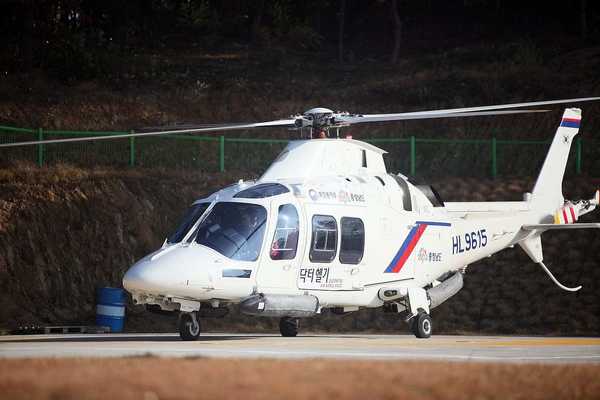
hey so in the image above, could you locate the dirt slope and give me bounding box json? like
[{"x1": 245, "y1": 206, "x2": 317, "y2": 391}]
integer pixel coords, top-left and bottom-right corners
[
  {"x1": 1, "y1": 357, "x2": 599, "y2": 400},
  {"x1": 0, "y1": 164, "x2": 598, "y2": 334}
]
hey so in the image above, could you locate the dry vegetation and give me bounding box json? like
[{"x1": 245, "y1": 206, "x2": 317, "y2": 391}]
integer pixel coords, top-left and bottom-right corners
[
  {"x1": 0, "y1": 357, "x2": 599, "y2": 400},
  {"x1": 2, "y1": 40, "x2": 600, "y2": 175}
]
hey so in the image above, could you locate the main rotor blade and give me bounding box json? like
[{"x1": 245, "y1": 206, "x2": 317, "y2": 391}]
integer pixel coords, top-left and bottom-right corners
[
  {"x1": 337, "y1": 109, "x2": 550, "y2": 124},
  {"x1": 0, "y1": 119, "x2": 297, "y2": 148},
  {"x1": 349, "y1": 97, "x2": 600, "y2": 120}
]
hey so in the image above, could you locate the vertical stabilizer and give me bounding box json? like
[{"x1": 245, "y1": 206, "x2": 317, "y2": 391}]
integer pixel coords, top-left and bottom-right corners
[{"x1": 531, "y1": 108, "x2": 581, "y2": 211}]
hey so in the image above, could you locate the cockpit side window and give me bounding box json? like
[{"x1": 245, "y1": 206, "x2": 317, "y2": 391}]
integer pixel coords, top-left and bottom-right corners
[
  {"x1": 234, "y1": 183, "x2": 289, "y2": 199},
  {"x1": 194, "y1": 202, "x2": 267, "y2": 262},
  {"x1": 270, "y1": 204, "x2": 299, "y2": 260},
  {"x1": 310, "y1": 215, "x2": 338, "y2": 263},
  {"x1": 167, "y1": 202, "x2": 210, "y2": 244}
]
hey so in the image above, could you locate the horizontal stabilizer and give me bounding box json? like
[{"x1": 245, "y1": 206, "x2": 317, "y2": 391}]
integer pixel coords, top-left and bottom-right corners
[{"x1": 522, "y1": 223, "x2": 600, "y2": 231}]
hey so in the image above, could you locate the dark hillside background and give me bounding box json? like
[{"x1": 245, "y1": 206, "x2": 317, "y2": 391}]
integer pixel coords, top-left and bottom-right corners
[
  {"x1": 3, "y1": 1, "x2": 600, "y2": 76},
  {"x1": 0, "y1": 168, "x2": 598, "y2": 335},
  {"x1": 1, "y1": 1, "x2": 600, "y2": 178},
  {"x1": 0, "y1": 1, "x2": 599, "y2": 334}
]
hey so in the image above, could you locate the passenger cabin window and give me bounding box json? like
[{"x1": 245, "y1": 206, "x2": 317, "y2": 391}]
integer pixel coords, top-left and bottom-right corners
[
  {"x1": 310, "y1": 215, "x2": 338, "y2": 263},
  {"x1": 234, "y1": 183, "x2": 289, "y2": 199},
  {"x1": 339, "y1": 217, "x2": 365, "y2": 264},
  {"x1": 270, "y1": 204, "x2": 299, "y2": 260},
  {"x1": 167, "y1": 202, "x2": 210, "y2": 244}
]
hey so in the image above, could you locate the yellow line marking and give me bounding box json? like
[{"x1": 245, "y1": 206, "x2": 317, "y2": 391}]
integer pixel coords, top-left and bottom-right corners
[
  {"x1": 470, "y1": 339, "x2": 600, "y2": 347},
  {"x1": 198, "y1": 337, "x2": 600, "y2": 349}
]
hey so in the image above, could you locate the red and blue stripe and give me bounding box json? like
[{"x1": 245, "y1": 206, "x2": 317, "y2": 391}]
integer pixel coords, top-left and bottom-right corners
[
  {"x1": 560, "y1": 117, "x2": 580, "y2": 129},
  {"x1": 384, "y1": 221, "x2": 451, "y2": 273}
]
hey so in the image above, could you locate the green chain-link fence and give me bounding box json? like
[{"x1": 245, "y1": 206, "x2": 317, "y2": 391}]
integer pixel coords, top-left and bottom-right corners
[{"x1": 0, "y1": 125, "x2": 597, "y2": 178}]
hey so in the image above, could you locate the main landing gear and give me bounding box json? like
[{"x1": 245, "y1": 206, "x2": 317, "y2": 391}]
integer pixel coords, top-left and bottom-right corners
[
  {"x1": 403, "y1": 287, "x2": 433, "y2": 339},
  {"x1": 279, "y1": 317, "x2": 299, "y2": 337},
  {"x1": 178, "y1": 312, "x2": 201, "y2": 341},
  {"x1": 408, "y1": 311, "x2": 432, "y2": 339}
]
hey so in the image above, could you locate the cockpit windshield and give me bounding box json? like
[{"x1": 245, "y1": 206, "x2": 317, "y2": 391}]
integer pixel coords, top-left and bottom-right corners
[
  {"x1": 193, "y1": 202, "x2": 267, "y2": 262},
  {"x1": 167, "y1": 202, "x2": 210, "y2": 244}
]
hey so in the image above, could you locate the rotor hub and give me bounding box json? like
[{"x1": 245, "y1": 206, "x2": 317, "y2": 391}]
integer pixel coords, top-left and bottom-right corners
[{"x1": 293, "y1": 107, "x2": 352, "y2": 138}]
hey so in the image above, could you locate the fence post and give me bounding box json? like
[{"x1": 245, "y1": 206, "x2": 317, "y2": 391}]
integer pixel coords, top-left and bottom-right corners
[
  {"x1": 491, "y1": 137, "x2": 497, "y2": 178},
  {"x1": 575, "y1": 137, "x2": 582, "y2": 175},
  {"x1": 410, "y1": 136, "x2": 416, "y2": 175},
  {"x1": 219, "y1": 136, "x2": 225, "y2": 172},
  {"x1": 37, "y1": 128, "x2": 44, "y2": 167},
  {"x1": 129, "y1": 130, "x2": 135, "y2": 167}
]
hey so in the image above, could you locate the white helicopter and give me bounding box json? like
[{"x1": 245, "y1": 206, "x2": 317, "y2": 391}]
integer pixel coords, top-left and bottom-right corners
[{"x1": 3, "y1": 97, "x2": 599, "y2": 340}]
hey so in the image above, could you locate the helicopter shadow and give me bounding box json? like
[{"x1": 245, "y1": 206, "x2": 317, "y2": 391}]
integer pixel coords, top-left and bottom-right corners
[{"x1": 1, "y1": 334, "x2": 263, "y2": 344}]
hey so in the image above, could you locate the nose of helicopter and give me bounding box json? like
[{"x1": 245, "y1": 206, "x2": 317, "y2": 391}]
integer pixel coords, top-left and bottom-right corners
[
  {"x1": 122, "y1": 260, "x2": 172, "y2": 293},
  {"x1": 122, "y1": 246, "x2": 219, "y2": 295}
]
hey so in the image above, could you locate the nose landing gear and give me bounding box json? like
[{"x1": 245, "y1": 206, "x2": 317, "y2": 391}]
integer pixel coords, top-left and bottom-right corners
[{"x1": 178, "y1": 311, "x2": 201, "y2": 341}]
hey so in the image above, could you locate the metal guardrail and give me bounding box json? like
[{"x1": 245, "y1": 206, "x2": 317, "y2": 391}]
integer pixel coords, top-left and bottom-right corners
[{"x1": 0, "y1": 124, "x2": 594, "y2": 177}]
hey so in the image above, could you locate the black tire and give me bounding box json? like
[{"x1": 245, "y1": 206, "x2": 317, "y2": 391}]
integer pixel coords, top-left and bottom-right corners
[
  {"x1": 279, "y1": 317, "x2": 299, "y2": 337},
  {"x1": 408, "y1": 316, "x2": 417, "y2": 334},
  {"x1": 413, "y1": 312, "x2": 432, "y2": 339},
  {"x1": 178, "y1": 312, "x2": 201, "y2": 341}
]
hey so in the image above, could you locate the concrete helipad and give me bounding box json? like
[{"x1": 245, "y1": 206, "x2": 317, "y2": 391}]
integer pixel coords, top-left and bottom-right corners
[{"x1": 1, "y1": 333, "x2": 599, "y2": 363}]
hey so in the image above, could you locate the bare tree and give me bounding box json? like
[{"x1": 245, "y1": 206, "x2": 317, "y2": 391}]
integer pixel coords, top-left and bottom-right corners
[
  {"x1": 580, "y1": 0, "x2": 587, "y2": 40},
  {"x1": 338, "y1": 0, "x2": 346, "y2": 64},
  {"x1": 22, "y1": 0, "x2": 34, "y2": 72},
  {"x1": 251, "y1": 0, "x2": 265, "y2": 44},
  {"x1": 391, "y1": 0, "x2": 402, "y2": 64}
]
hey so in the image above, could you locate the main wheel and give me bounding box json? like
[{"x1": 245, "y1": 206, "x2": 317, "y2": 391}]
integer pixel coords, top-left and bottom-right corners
[
  {"x1": 412, "y1": 312, "x2": 432, "y2": 339},
  {"x1": 279, "y1": 317, "x2": 299, "y2": 337},
  {"x1": 178, "y1": 312, "x2": 201, "y2": 341}
]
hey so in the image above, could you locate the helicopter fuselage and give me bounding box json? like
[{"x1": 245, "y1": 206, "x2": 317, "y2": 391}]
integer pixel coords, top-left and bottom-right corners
[{"x1": 123, "y1": 139, "x2": 535, "y2": 315}]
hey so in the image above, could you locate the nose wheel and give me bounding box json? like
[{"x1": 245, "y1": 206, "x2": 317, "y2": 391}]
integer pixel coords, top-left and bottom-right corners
[
  {"x1": 409, "y1": 312, "x2": 432, "y2": 339},
  {"x1": 279, "y1": 317, "x2": 299, "y2": 337},
  {"x1": 178, "y1": 312, "x2": 201, "y2": 341}
]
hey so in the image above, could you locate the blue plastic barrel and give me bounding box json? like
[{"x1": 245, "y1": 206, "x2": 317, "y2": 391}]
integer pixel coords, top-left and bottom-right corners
[{"x1": 96, "y1": 287, "x2": 127, "y2": 332}]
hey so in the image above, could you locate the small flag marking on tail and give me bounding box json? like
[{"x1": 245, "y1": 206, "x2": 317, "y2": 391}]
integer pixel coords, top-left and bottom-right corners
[{"x1": 560, "y1": 117, "x2": 581, "y2": 128}]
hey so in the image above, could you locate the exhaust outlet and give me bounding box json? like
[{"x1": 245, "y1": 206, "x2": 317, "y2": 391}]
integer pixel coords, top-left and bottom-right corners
[{"x1": 427, "y1": 271, "x2": 464, "y2": 309}]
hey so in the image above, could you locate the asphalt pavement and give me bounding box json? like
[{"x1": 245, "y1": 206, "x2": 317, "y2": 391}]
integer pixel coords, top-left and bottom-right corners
[{"x1": 1, "y1": 333, "x2": 599, "y2": 363}]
